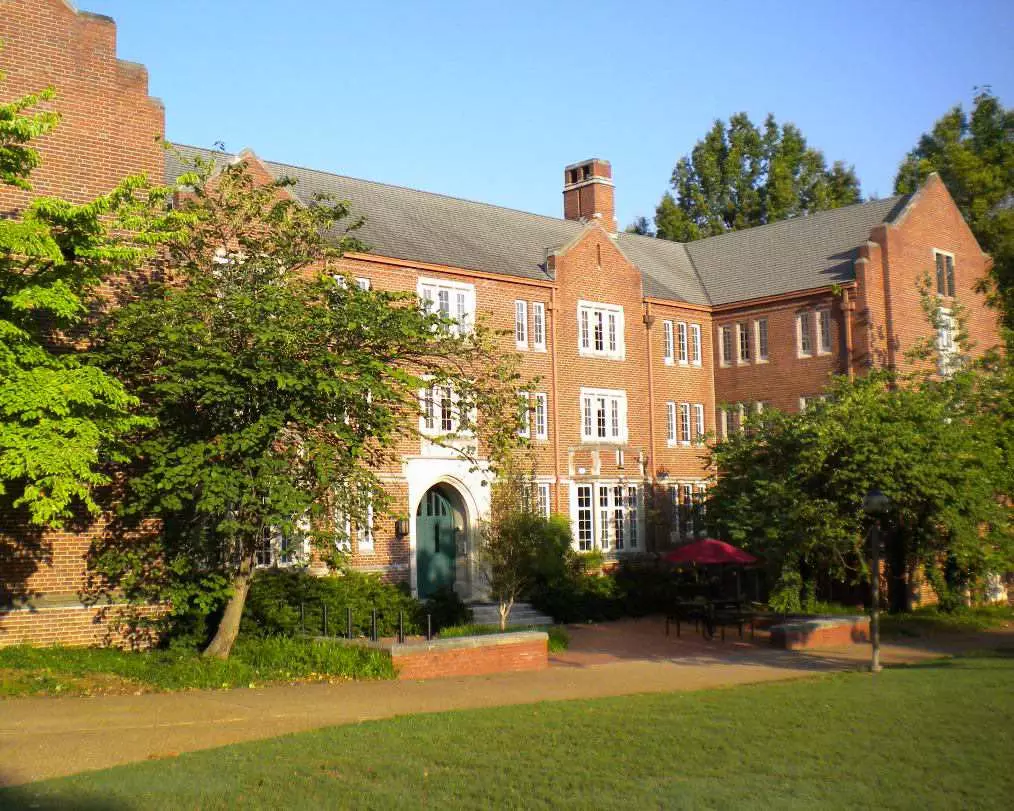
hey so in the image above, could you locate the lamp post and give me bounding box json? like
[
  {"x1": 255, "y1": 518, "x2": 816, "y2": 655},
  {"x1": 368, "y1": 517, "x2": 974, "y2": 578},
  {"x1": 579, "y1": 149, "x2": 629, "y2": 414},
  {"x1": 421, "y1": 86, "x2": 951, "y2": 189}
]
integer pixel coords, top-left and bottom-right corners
[{"x1": 862, "y1": 488, "x2": 891, "y2": 673}]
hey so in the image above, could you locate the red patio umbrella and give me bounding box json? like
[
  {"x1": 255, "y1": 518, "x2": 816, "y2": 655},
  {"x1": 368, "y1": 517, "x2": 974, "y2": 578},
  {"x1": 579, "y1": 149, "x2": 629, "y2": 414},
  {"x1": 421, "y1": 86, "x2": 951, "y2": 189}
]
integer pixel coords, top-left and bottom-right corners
[{"x1": 661, "y1": 538, "x2": 757, "y2": 566}]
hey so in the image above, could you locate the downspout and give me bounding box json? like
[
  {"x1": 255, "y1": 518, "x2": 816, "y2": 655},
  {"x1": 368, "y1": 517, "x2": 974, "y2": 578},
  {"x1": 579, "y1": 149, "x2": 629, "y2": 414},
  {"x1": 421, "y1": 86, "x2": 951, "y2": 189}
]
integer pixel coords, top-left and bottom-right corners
[
  {"x1": 644, "y1": 302, "x2": 657, "y2": 482},
  {"x1": 842, "y1": 287, "x2": 855, "y2": 381},
  {"x1": 877, "y1": 228, "x2": 898, "y2": 372},
  {"x1": 549, "y1": 284, "x2": 562, "y2": 513}
]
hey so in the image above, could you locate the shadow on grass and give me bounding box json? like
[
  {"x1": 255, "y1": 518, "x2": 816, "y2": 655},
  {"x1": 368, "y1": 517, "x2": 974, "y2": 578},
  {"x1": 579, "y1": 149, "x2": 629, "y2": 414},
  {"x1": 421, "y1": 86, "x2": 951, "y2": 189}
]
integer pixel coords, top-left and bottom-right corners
[
  {"x1": 890, "y1": 648, "x2": 1014, "y2": 671},
  {"x1": 0, "y1": 777, "x2": 128, "y2": 810}
]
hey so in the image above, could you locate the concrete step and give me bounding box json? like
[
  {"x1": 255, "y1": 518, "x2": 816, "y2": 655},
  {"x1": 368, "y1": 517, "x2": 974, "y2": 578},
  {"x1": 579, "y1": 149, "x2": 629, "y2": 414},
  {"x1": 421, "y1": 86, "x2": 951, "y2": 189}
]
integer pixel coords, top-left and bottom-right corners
[{"x1": 468, "y1": 602, "x2": 554, "y2": 628}]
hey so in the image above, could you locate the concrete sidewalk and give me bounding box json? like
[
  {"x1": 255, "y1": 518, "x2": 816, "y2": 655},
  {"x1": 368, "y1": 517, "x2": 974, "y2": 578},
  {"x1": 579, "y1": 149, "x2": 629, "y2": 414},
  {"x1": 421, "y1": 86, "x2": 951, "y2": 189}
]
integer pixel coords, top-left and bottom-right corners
[{"x1": 1, "y1": 619, "x2": 1009, "y2": 786}]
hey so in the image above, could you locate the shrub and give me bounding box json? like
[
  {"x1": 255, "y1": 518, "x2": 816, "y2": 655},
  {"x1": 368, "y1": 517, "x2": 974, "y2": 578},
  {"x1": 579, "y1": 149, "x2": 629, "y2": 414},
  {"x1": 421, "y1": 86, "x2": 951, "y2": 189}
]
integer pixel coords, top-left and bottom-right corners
[
  {"x1": 424, "y1": 585, "x2": 472, "y2": 632},
  {"x1": 242, "y1": 569, "x2": 423, "y2": 639}
]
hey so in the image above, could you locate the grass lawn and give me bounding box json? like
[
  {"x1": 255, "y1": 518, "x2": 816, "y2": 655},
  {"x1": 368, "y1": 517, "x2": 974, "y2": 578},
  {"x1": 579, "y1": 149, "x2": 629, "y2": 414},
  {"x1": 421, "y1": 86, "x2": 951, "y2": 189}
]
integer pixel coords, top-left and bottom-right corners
[
  {"x1": 881, "y1": 604, "x2": 1013, "y2": 637},
  {"x1": 4, "y1": 652, "x2": 1012, "y2": 810},
  {"x1": 0, "y1": 636, "x2": 394, "y2": 698}
]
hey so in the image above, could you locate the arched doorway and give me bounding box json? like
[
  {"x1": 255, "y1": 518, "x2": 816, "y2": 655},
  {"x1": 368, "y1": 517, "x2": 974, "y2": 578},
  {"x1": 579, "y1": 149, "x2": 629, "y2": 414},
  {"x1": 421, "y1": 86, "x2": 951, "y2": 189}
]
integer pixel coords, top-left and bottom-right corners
[{"x1": 415, "y1": 484, "x2": 465, "y2": 599}]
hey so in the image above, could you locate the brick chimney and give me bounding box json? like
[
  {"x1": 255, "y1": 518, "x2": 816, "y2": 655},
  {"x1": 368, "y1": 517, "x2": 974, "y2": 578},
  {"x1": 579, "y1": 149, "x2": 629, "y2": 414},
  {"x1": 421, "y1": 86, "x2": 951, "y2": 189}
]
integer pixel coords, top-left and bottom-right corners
[{"x1": 563, "y1": 159, "x2": 615, "y2": 233}]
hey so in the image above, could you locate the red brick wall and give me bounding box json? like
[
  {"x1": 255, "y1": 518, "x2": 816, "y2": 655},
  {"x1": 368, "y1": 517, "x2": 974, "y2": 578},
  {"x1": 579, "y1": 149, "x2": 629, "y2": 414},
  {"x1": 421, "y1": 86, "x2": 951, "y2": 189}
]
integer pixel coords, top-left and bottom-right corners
[
  {"x1": 392, "y1": 634, "x2": 548, "y2": 680},
  {"x1": 712, "y1": 290, "x2": 845, "y2": 415},
  {"x1": 0, "y1": 603, "x2": 164, "y2": 648},
  {"x1": 0, "y1": 0, "x2": 165, "y2": 212},
  {"x1": 856, "y1": 175, "x2": 1002, "y2": 374}
]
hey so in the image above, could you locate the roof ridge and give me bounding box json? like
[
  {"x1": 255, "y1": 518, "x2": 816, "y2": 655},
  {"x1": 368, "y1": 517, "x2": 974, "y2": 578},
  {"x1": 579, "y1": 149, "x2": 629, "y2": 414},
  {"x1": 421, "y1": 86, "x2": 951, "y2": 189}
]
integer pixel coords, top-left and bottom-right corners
[
  {"x1": 687, "y1": 195, "x2": 904, "y2": 248},
  {"x1": 167, "y1": 143, "x2": 582, "y2": 230}
]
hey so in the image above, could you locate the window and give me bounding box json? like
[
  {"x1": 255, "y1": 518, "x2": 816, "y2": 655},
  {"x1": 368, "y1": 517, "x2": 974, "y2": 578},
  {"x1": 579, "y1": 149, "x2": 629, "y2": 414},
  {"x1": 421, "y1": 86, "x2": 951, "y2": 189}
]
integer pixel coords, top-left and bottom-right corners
[
  {"x1": 356, "y1": 502, "x2": 374, "y2": 554},
  {"x1": 517, "y1": 392, "x2": 530, "y2": 438},
  {"x1": 690, "y1": 324, "x2": 702, "y2": 365},
  {"x1": 613, "y1": 486, "x2": 625, "y2": 551},
  {"x1": 676, "y1": 322, "x2": 688, "y2": 363},
  {"x1": 420, "y1": 384, "x2": 471, "y2": 436},
  {"x1": 419, "y1": 278, "x2": 475, "y2": 334},
  {"x1": 256, "y1": 523, "x2": 308, "y2": 567},
  {"x1": 818, "y1": 309, "x2": 832, "y2": 354},
  {"x1": 799, "y1": 395, "x2": 825, "y2": 412},
  {"x1": 738, "y1": 322, "x2": 750, "y2": 362},
  {"x1": 666, "y1": 402, "x2": 676, "y2": 444},
  {"x1": 578, "y1": 301, "x2": 624, "y2": 359},
  {"x1": 937, "y1": 308, "x2": 957, "y2": 375},
  {"x1": 515, "y1": 300, "x2": 528, "y2": 348},
  {"x1": 679, "y1": 403, "x2": 691, "y2": 445},
  {"x1": 355, "y1": 277, "x2": 371, "y2": 291},
  {"x1": 720, "y1": 326, "x2": 733, "y2": 365},
  {"x1": 577, "y1": 485, "x2": 593, "y2": 551},
  {"x1": 536, "y1": 483, "x2": 551, "y2": 519},
  {"x1": 934, "y1": 250, "x2": 956, "y2": 297},
  {"x1": 599, "y1": 486, "x2": 611, "y2": 551},
  {"x1": 663, "y1": 320, "x2": 674, "y2": 364},
  {"x1": 797, "y1": 311, "x2": 813, "y2": 356},
  {"x1": 627, "y1": 486, "x2": 639, "y2": 549},
  {"x1": 532, "y1": 302, "x2": 546, "y2": 350},
  {"x1": 694, "y1": 404, "x2": 705, "y2": 442},
  {"x1": 533, "y1": 392, "x2": 548, "y2": 440},
  {"x1": 756, "y1": 318, "x2": 769, "y2": 361},
  {"x1": 580, "y1": 388, "x2": 627, "y2": 442}
]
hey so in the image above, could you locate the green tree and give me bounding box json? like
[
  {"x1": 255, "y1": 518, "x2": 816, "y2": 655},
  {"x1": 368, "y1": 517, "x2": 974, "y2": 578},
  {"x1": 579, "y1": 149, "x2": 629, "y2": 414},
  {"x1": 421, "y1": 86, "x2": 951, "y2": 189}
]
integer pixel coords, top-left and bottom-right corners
[
  {"x1": 895, "y1": 90, "x2": 1014, "y2": 335},
  {"x1": 707, "y1": 364, "x2": 1012, "y2": 612},
  {"x1": 655, "y1": 113, "x2": 861, "y2": 242},
  {"x1": 624, "y1": 216, "x2": 654, "y2": 236},
  {"x1": 0, "y1": 63, "x2": 148, "y2": 529},
  {"x1": 96, "y1": 154, "x2": 526, "y2": 658}
]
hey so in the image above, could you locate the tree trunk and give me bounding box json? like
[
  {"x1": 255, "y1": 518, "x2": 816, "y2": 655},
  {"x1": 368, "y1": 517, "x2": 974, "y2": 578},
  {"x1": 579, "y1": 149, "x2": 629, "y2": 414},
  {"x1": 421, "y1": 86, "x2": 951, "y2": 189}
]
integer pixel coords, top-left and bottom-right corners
[
  {"x1": 203, "y1": 552, "x2": 256, "y2": 660},
  {"x1": 498, "y1": 598, "x2": 514, "y2": 631}
]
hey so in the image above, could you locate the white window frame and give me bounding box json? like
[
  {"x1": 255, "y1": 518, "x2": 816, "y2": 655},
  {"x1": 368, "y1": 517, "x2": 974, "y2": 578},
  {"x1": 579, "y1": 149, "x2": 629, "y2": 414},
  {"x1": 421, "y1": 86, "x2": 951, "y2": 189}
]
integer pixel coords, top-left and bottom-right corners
[
  {"x1": 356, "y1": 501, "x2": 374, "y2": 554},
  {"x1": 936, "y1": 307, "x2": 957, "y2": 375},
  {"x1": 933, "y1": 249, "x2": 956, "y2": 297},
  {"x1": 663, "y1": 320, "x2": 674, "y2": 364},
  {"x1": 694, "y1": 403, "x2": 705, "y2": 443},
  {"x1": 576, "y1": 484, "x2": 594, "y2": 551},
  {"x1": 580, "y1": 387, "x2": 628, "y2": 443},
  {"x1": 677, "y1": 322, "x2": 688, "y2": 364},
  {"x1": 536, "y1": 482, "x2": 551, "y2": 519},
  {"x1": 817, "y1": 308, "x2": 832, "y2": 355},
  {"x1": 515, "y1": 300, "x2": 528, "y2": 349},
  {"x1": 679, "y1": 402, "x2": 691, "y2": 446},
  {"x1": 419, "y1": 383, "x2": 473, "y2": 437},
  {"x1": 737, "y1": 321, "x2": 750, "y2": 363},
  {"x1": 577, "y1": 300, "x2": 625, "y2": 360},
  {"x1": 355, "y1": 277, "x2": 371, "y2": 291},
  {"x1": 719, "y1": 325, "x2": 733, "y2": 366},
  {"x1": 533, "y1": 392, "x2": 548, "y2": 440},
  {"x1": 755, "y1": 318, "x2": 769, "y2": 361},
  {"x1": 532, "y1": 302, "x2": 546, "y2": 351},
  {"x1": 690, "y1": 323, "x2": 702, "y2": 365},
  {"x1": 797, "y1": 311, "x2": 813, "y2": 357},
  {"x1": 418, "y1": 277, "x2": 475, "y2": 335},
  {"x1": 518, "y1": 392, "x2": 531, "y2": 438},
  {"x1": 666, "y1": 401, "x2": 676, "y2": 445}
]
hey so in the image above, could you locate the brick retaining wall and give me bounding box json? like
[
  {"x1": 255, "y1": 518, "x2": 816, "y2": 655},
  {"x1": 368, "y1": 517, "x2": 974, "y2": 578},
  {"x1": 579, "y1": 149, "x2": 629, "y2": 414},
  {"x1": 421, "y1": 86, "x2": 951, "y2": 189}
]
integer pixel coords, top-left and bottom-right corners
[
  {"x1": 390, "y1": 631, "x2": 549, "y2": 680},
  {"x1": 770, "y1": 616, "x2": 870, "y2": 650}
]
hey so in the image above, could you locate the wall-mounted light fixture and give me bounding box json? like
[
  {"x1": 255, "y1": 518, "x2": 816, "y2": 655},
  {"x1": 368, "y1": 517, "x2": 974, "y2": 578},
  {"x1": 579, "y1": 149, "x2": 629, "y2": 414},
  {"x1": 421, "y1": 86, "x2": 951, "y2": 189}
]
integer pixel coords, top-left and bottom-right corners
[{"x1": 395, "y1": 517, "x2": 410, "y2": 538}]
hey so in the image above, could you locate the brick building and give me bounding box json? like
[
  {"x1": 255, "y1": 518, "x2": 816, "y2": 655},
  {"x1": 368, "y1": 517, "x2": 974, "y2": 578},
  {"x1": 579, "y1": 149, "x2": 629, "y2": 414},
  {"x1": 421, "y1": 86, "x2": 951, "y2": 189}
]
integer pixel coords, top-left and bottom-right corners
[{"x1": 0, "y1": 0, "x2": 1002, "y2": 643}]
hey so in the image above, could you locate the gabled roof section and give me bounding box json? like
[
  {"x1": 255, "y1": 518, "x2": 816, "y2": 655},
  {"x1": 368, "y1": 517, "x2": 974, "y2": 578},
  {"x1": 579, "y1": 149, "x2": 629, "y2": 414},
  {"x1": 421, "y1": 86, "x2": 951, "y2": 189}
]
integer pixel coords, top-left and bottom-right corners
[
  {"x1": 614, "y1": 232, "x2": 710, "y2": 305},
  {"x1": 685, "y1": 196, "x2": 909, "y2": 305}
]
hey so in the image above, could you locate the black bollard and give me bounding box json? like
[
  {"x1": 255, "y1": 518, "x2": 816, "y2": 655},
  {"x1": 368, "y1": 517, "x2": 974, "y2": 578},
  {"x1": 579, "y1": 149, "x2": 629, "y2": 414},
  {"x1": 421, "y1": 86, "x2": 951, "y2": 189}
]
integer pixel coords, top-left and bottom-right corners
[
  {"x1": 371, "y1": 608, "x2": 377, "y2": 642},
  {"x1": 346, "y1": 606, "x2": 353, "y2": 640},
  {"x1": 300, "y1": 602, "x2": 305, "y2": 635},
  {"x1": 322, "y1": 601, "x2": 328, "y2": 636},
  {"x1": 427, "y1": 614, "x2": 432, "y2": 641},
  {"x1": 398, "y1": 611, "x2": 405, "y2": 644}
]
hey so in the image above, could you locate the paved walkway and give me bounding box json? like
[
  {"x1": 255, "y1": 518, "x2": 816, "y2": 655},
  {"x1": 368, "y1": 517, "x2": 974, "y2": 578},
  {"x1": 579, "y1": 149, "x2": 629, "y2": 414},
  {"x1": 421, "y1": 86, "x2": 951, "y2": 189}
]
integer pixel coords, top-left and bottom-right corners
[{"x1": 1, "y1": 618, "x2": 1010, "y2": 786}]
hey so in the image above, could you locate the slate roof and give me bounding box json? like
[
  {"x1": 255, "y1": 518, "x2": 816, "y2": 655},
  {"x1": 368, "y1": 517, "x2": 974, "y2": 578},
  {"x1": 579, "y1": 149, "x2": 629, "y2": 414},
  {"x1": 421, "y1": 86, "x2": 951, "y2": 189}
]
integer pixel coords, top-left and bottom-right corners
[{"x1": 165, "y1": 144, "x2": 909, "y2": 307}]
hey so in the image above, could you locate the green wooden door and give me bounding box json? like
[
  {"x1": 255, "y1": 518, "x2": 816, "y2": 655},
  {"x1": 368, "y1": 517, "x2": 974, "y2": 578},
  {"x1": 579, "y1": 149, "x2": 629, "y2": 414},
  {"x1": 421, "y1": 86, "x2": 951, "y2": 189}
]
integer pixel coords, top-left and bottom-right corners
[{"x1": 416, "y1": 489, "x2": 457, "y2": 599}]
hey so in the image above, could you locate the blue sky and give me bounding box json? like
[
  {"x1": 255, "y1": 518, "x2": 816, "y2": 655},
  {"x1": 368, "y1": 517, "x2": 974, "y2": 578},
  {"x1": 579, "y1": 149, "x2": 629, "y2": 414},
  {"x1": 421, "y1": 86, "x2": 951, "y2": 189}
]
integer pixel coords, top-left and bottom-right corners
[{"x1": 84, "y1": 0, "x2": 1012, "y2": 228}]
